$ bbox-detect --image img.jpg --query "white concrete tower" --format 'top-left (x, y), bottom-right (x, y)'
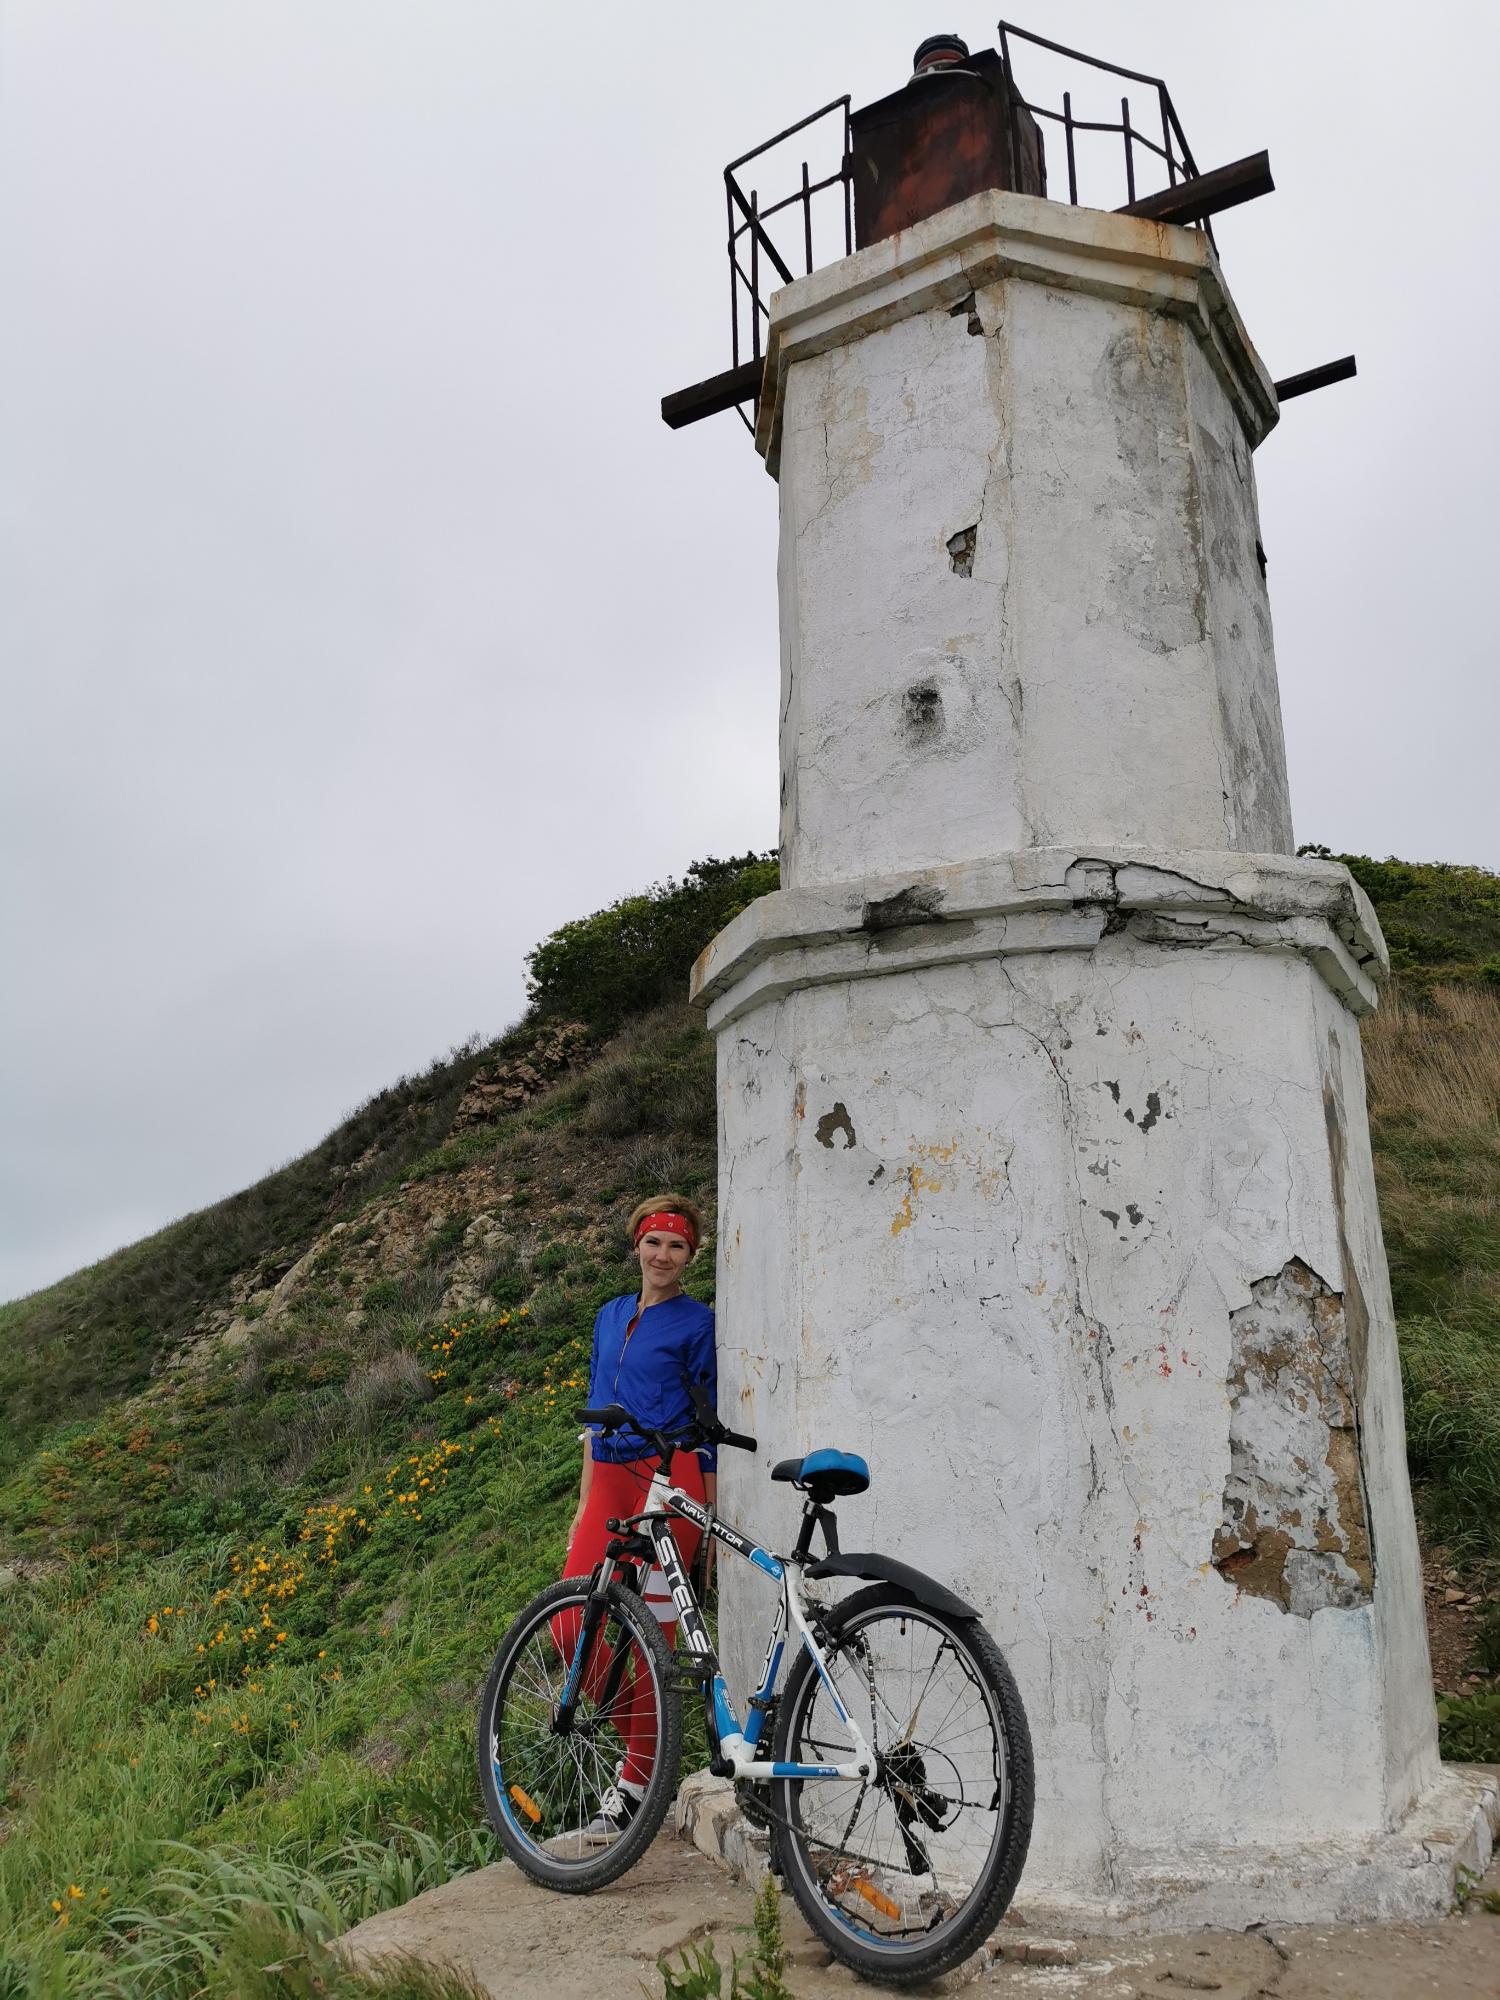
top-left (686, 37), bottom-right (1495, 1927)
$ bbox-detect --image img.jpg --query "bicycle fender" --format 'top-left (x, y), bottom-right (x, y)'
top-left (805, 1552), bottom-right (977, 1620)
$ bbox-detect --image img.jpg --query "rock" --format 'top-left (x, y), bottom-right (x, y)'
top-left (995, 1935), bottom-right (1080, 1966)
top-left (1445, 1588), bottom-right (1467, 1605)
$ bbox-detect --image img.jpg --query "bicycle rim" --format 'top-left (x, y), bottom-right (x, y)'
top-left (484, 1584), bottom-right (668, 1872)
top-left (778, 1600), bottom-right (1016, 1970)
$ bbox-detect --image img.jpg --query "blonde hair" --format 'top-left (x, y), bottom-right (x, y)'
top-left (627, 1193), bottom-right (705, 1256)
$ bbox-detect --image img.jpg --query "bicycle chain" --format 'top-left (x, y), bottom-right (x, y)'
top-left (734, 1775), bottom-right (879, 1866)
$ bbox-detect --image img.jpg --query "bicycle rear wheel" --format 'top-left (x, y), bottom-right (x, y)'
top-left (771, 1585), bottom-right (1033, 1983)
top-left (476, 1576), bottom-right (681, 1891)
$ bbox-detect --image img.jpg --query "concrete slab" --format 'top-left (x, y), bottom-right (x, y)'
top-left (337, 1822), bottom-right (1500, 1999)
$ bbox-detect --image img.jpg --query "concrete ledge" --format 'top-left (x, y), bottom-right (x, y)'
top-left (691, 848), bottom-right (1388, 1031)
top-left (677, 1764), bottom-right (1499, 1940)
top-left (755, 187), bottom-right (1278, 473)
top-left (674, 1771), bottom-right (1079, 1988)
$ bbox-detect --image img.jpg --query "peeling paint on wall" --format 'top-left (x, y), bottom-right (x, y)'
top-left (815, 1102), bottom-right (857, 1150)
top-left (1213, 1258), bottom-right (1373, 1616)
top-left (862, 883), bottom-right (945, 931)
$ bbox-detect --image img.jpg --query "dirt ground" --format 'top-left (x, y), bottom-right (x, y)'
top-left (339, 1824), bottom-right (1500, 2000)
top-left (1423, 1547), bottom-right (1498, 1702)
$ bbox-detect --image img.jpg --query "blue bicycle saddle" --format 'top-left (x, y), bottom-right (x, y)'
top-left (770, 1448), bottom-right (871, 1499)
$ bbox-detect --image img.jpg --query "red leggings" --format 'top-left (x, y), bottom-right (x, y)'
top-left (556, 1453), bottom-right (704, 1790)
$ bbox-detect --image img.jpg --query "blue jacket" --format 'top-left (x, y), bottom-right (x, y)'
top-left (587, 1293), bottom-right (717, 1470)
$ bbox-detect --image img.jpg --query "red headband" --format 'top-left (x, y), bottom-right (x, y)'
top-left (634, 1211), bottom-right (696, 1250)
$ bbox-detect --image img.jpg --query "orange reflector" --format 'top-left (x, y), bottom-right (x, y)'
top-left (508, 1784), bottom-right (542, 1823)
top-left (853, 1877), bottom-right (902, 1922)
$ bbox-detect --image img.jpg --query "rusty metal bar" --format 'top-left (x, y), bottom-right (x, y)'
top-left (1118, 149), bottom-right (1273, 225)
top-left (726, 95), bottom-right (851, 176)
top-left (725, 174), bottom-right (795, 286)
top-left (1063, 91), bottom-right (1077, 204)
top-left (752, 169), bottom-right (846, 225)
top-left (999, 24), bottom-right (1022, 205)
top-left (1121, 96), bottom-right (1136, 204)
top-left (662, 358), bottom-right (764, 431)
top-left (726, 181), bottom-right (739, 370)
top-left (801, 160), bottom-right (813, 272)
top-left (749, 190), bottom-right (760, 361)
top-left (1160, 84), bottom-right (1176, 186)
top-left (997, 19), bottom-right (1177, 94)
top-left (1273, 356), bottom-right (1357, 403)
top-left (1022, 100), bottom-right (1173, 163)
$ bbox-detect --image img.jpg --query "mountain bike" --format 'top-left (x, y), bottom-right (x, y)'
top-left (475, 1395), bottom-right (1034, 1985)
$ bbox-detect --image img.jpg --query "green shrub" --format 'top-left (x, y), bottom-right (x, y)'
top-left (657, 1874), bottom-right (792, 2000)
top-left (1398, 1317), bottom-right (1500, 1565)
top-left (526, 854), bottom-right (778, 1034)
top-left (1436, 1691), bottom-right (1500, 1762)
top-left (1299, 848), bottom-right (1500, 990)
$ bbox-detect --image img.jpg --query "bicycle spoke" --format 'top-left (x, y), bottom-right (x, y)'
top-left (781, 1601), bottom-right (1016, 1959)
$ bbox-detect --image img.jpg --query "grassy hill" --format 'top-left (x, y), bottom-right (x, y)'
top-left (0, 847), bottom-right (1496, 1994)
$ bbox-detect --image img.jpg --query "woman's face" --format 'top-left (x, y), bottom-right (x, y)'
top-left (636, 1228), bottom-right (692, 1292)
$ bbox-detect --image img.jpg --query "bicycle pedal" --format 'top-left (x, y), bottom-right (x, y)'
top-left (672, 1651), bottom-right (716, 1683)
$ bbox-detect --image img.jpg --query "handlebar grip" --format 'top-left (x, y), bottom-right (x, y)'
top-left (722, 1429), bottom-right (758, 1453)
top-left (577, 1405), bottom-right (629, 1430)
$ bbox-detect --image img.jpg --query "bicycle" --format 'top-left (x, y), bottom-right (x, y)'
top-left (475, 1394), bottom-right (1034, 1985)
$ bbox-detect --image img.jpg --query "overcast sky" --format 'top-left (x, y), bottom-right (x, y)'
top-left (4, 2), bottom-right (1497, 1305)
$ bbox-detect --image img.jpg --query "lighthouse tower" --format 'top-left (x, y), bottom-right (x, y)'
top-left (675, 32), bottom-right (1496, 1926)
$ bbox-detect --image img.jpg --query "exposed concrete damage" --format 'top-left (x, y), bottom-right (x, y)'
top-left (946, 524), bottom-right (977, 575)
top-left (1213, 1258), bottom-right (1373, 1615)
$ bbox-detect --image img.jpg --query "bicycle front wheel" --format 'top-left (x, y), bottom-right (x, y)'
top-left (476, 1576), bottom-right (681, 1891)
top-left (771, 1585), bottom-right (1033, 1984)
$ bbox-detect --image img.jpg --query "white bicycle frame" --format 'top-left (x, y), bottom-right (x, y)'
top-left (592, 1461), bottom-right (876, 1785)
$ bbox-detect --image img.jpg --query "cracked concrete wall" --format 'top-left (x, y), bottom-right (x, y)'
top-left (775, 267), bottom-right (1292, 889)
top-left (713, 199), bottom-right (1439, 1920)
top-left (711, 935), bottom-right (1438, 1898)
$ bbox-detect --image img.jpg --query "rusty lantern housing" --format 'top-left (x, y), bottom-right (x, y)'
top-left (849, 42), bottom-right (1046, 250)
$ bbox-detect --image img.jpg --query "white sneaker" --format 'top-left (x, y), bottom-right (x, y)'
top-left (584, 1775), bottom-right (642, 1843)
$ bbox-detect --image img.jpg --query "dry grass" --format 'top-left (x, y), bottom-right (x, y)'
top-left (1364, 984), bottom-right (1500, 1139)
top-left (1364, 986), bottom-right (1500, 1335)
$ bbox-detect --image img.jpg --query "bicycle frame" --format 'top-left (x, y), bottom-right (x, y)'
top-left (581, 1463), bottom-right (876, 1785)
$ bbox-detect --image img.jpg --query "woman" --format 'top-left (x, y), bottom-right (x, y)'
top-left (562, 1194), bottom-right (715, 1840)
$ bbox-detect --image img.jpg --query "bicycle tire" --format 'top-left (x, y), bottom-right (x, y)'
top-left (770, 1584), bottom-right (1033, 1983)
top-left (476, 1576), bottom-right (682, 1892)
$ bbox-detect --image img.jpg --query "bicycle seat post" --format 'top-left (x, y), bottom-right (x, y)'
top-left (790, 1500), bottom-right (840, 1562)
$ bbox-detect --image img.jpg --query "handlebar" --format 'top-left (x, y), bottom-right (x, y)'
top-left (578, 1397), bottom-right (757, 1459)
